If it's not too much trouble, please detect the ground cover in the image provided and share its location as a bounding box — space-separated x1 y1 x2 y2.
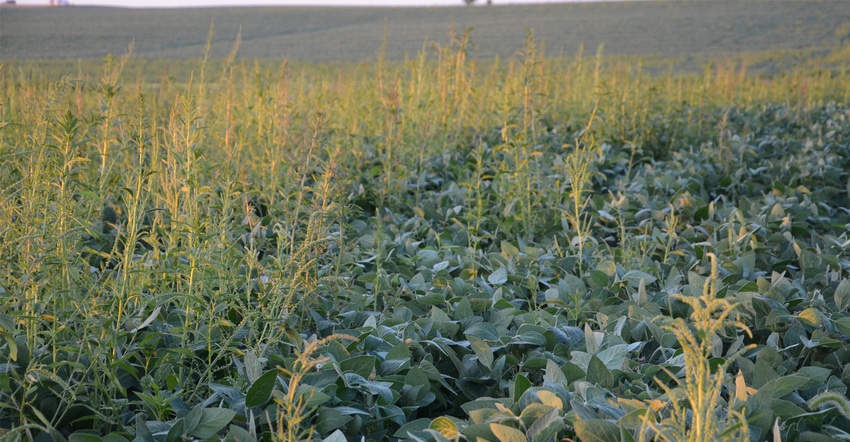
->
2 27 850 441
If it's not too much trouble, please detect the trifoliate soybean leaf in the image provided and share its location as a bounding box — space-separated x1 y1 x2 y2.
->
3 334 17 362
245 369 279 408
182 406 203 435
749 375 808 407
0 313 14 333
489 267 508 285
618 408 651 428
527 406 562 442
584 323 603 354
316 407 353 434
560 274 587 297
513 330 547 346
586 355 613 389
190 409 236 439
489 423 526 442
544 359 568 387
462 398 505 415
69 433 104 442
393 418 431 439
340 355 377 377
586 270 610 289
165 419 185 442
796 366 832 384
224 424 255 442
623 270 656 288
322 430 348 442
295 385 332 408
537 390 564 410
797 308 823 327
520 403 555 428
835 279 850 311
595 344 629 371
462 423 497 441
465 322 500 342
468 335 494 369
514 373 532 402
574 418 621 442
386 341 411 361
770 399 807 420
429 416 460 439
834 317 850 336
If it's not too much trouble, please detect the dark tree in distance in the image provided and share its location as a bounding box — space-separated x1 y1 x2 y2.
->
463 0 476 5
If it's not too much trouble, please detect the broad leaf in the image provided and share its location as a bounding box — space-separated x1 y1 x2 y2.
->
489 423 526 442
245 369 279 408
574 418 621 442
190 409 236 439
429 416 460 439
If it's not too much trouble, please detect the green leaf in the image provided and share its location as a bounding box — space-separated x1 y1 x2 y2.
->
574 419 621 442
622 270 656 288
595 344 629 371
835 279 850 311
586 270 610 289
190 409 237 439
520 403 555 428
322 430 348 442
165 419 185 442
182 405 202 435
749 375 808 408
339 355 377 377
586 355 613 388
489 423 526 442
316 407 353 434
489 267 508 285
393 418 431 439
526 407 562 442
0 313 14 333
797 308 823 327
245 369 279 408
544 359 568 387
834 317 850 336
3 334 17 362
514 373 532 402
462 423 497 441
295 384 332 408
468 335 494 369
243 350 263 384
430 416 460 439
465 322 500 341
69 433 104 442
225 424 256 442
537 390 563 410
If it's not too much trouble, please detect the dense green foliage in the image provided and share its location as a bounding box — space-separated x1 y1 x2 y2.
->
2 29 850 441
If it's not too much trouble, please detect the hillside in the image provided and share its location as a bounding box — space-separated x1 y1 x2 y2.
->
2 1 849 62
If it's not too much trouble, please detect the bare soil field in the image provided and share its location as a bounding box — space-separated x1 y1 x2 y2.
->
2 1 849 62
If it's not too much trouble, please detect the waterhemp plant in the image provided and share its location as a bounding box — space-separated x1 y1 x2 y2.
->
2 31 850 442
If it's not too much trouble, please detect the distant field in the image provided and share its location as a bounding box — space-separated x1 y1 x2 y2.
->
2 0 849 62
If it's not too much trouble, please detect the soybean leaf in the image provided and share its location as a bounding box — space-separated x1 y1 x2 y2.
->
488 267 508 285
429 416 460 439
190 409 237 439
245 369 279 408
468 335 494 369
489 423 526 442
574 419 621 442
224 424 255 442
835 279 850 311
